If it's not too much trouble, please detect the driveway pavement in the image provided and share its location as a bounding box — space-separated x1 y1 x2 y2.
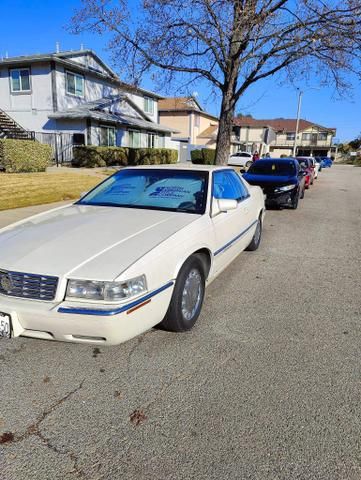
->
1 165 361 480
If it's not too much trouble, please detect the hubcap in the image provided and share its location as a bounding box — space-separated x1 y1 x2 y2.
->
181 269 202 321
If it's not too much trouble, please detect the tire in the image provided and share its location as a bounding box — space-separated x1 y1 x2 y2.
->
159 254 206 332
246 217 262 251
291 193 299 209
245 161 253 168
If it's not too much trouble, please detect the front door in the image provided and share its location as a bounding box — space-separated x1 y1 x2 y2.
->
211 170 256 275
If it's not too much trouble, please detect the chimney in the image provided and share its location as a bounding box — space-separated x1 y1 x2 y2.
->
80 43 84 51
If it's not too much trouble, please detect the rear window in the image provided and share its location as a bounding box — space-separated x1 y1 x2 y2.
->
247 160 296 175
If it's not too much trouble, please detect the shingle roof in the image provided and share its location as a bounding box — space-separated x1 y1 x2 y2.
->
198 125 218 138
233 117 336 132
159 97 219 121
49 95 176 134
0 50 163 99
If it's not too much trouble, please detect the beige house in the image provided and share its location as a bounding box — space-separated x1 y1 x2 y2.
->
233 117 336 157
158 97 219 161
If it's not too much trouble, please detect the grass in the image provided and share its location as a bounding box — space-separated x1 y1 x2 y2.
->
0 171 105 211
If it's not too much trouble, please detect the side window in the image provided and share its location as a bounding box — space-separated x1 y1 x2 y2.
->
213 171 249 201
228 171 249 200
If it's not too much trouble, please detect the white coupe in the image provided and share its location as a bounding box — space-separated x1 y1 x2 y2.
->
0 165 265 345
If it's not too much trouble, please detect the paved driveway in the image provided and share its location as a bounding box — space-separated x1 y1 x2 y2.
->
1 165 361 480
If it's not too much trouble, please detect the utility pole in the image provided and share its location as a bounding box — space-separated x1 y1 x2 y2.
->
292 90 303 157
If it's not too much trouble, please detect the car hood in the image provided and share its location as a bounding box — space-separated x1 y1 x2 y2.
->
0 205 199 280
243 173 297 188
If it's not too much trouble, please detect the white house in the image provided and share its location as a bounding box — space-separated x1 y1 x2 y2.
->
0 49 178 162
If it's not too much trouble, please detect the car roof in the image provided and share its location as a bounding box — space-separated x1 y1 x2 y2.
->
254 158 296 162
124 163 234 172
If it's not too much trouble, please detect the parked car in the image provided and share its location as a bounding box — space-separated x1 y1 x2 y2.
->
243 158 306 209
297 156 319 179
0 165 265 345
320 157 333 168
227 151 253 169
315 157 323 172
296 157 314 188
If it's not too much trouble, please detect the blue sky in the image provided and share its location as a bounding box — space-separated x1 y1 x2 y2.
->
1 0 360 142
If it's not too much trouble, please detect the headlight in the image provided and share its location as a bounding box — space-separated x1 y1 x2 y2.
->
274 184 296 193
66 275 147 302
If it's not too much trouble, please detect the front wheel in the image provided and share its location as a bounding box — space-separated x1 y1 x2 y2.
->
291 193 299 209
246 217 262 251
159 255 206 332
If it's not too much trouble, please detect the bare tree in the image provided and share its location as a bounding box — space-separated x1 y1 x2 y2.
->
70 0 361 164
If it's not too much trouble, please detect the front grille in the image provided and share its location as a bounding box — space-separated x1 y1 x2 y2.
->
0 269 58 301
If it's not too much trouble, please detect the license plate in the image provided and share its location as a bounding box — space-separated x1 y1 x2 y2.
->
0 312 12 339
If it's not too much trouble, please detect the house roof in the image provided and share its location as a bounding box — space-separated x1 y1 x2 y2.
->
198 125 218 139
0 50 163 99
49 95 176 134
233 117 336 133
159 97 219 121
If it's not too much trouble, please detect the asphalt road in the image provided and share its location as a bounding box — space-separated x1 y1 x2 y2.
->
1 165 361 480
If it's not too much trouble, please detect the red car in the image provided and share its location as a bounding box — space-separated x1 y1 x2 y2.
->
296 157 314 189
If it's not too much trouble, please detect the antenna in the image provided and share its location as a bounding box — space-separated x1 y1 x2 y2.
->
55 42 60 53
80 43 84 51
5 51 8 59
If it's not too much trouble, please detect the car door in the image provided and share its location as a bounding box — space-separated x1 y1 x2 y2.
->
211 170 256 275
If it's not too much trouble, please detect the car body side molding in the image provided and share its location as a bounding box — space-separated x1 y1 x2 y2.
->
214 220 258 256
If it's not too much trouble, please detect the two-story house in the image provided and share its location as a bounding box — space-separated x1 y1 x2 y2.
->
0 49 177 162
158 97 219 161
233 117 336 157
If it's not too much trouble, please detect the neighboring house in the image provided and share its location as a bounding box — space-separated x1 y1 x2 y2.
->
158 97 219 161
233 117 336 157
0 49 177 162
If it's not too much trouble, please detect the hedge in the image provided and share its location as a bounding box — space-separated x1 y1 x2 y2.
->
72 146 178 168
0 139 51 173
191 148 216 165
128 148 178 165
73 146 129 168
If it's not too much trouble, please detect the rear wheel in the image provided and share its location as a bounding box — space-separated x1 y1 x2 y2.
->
245 160 253 168
246 217 262 251
159 254 206 332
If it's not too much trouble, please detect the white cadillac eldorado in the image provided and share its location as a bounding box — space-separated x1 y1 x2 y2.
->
0 165 265 345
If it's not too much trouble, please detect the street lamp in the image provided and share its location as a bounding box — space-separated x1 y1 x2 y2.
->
292 87 320 157
292 89 303 157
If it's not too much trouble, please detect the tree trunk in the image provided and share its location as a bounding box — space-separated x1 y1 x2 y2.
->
215 90 236 165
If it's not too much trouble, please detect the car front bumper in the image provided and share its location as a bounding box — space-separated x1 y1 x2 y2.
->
0 283 174 346
265 191 296 207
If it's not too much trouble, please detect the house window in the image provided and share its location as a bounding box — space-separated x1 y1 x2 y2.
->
194 114 200 128
100 126 116 146
10 68 30 92
318 132 328 141
302 133 312 141
66 71 84 97
144 97 154 115
147 132 157 148
129 130 141 148
158 135 165 148
286 132 295 141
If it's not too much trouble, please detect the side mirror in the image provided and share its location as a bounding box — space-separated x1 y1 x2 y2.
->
212 198 238 216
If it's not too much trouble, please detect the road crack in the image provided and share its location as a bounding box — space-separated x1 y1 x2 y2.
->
1 379 86 477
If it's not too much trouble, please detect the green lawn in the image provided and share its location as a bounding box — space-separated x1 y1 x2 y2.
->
0 171 105 211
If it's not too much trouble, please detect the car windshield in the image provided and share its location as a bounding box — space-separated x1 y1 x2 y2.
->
296 158 310 168
77 169 208 214
247 160 296 176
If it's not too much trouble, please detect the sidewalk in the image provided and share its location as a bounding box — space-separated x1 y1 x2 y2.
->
0 201 71 229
